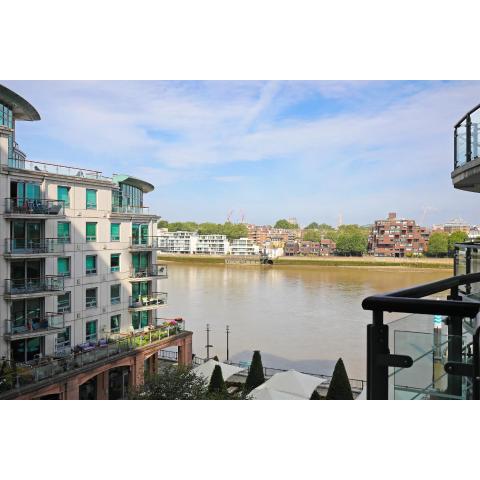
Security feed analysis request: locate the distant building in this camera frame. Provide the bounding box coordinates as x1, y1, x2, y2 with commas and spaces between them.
196, 235, 229, 255
158, 231, 197, 254
368, 212, 430, 257
432, 218, 470, 234
230, 237, 259, 256
246, 224, 301, 247
284, 239, 336, 256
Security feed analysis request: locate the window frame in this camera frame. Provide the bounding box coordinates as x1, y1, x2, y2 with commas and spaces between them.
57, 185, 70, 208
57, 221, 71, 244
110, 253, 120, 272
110, 284, 121, 305
57, 291, 71, 313
110, 314, 121, 333
57, 257, 71, 277
86, 189, 97, 210
111, 223, 120, 242
86, 222, 97, 242
85, 287, 97, 309
85, 319, 97, 342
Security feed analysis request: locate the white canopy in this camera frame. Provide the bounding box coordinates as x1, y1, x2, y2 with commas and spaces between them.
255, 369, 328, 399
249, 387, 305, 400
193, 359, 245, 383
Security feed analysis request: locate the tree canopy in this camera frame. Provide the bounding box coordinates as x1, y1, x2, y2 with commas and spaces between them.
158, 221, 248, 241
426, 232, 449, 257
447, 230, 469, 253
274, 219, 299, 229
335, 225, 368, 255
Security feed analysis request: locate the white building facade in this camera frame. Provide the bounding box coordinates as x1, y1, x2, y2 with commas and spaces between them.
230, 237, 260, 256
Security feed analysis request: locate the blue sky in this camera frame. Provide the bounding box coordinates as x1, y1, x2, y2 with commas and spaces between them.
5, 80, 480, 226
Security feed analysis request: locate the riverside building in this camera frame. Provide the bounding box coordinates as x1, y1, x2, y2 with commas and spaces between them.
230, 237, 260, 256
0, 84, 192, 399
363, 104, 480, 400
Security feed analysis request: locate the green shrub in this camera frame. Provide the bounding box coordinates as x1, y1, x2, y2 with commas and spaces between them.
326, 358, 353, 400
244, 350, 265, 395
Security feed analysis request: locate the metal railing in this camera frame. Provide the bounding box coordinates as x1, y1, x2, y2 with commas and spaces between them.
112, 205, 150, 215
129, 236, 160, 249
362, 272, 480, 400
0, 322, 186, 395
128, 292, 168, 308
129, 264, 168, 279
4, 313, 65, 338
5, 198, 65, 216
5, 276, 65, 295
7, 157, 110, 181
5, 238, 66, 255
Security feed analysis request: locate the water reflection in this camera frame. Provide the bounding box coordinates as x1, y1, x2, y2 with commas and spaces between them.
161, 264, 449, 378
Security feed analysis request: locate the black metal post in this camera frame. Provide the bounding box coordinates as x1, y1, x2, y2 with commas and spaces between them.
205, 324, 213, 360
367, 310, 389, 400
473, 328, 480, 400
466, 114, 472, 163
226, 325, 230, 363
447, 288, 463, 398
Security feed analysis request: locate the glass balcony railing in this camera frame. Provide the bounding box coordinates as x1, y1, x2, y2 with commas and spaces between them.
129, 264, 168, 279
0, 320, 186, 396
5, 198, 65, 216
128, 292, 168, 309
129, 236, 160, 249
5, 276, 65, 295
5, 238, 66, 255
4, 313, 65, 339
112, 205, 150, 214
454, 104, 480, 169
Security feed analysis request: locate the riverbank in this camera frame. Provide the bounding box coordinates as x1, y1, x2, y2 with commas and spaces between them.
157, 253, 453, 270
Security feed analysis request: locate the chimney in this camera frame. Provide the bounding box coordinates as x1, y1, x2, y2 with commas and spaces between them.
388, 212, 396, 220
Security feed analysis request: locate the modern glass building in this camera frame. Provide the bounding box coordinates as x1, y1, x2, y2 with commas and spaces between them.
0, 84, 192, 399
363, 103, 480, 400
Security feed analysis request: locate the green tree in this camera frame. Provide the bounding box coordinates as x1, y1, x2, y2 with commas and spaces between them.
129, 364, 208, 400
168, 221, 198, 232
208, 365, 227, 395
448, 230, 469, 255
244, 350, 265, 395
157, 220, 169, 229
335, 226, 368, 256
222, 222, 249, 241
427, 232, 449, 257
303, 229, 322, 242
310, 389, 322, 400
326, 358, 353, 400
274, 219, 298, 229
305, 222, 320, 230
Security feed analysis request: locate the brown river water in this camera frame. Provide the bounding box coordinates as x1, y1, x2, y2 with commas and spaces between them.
160, 263, 450, 379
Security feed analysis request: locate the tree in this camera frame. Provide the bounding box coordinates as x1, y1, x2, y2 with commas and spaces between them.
448, 230, 468, 255
208, 365, 227, 395
326, 358, 353, 400
303, 229, 322, 242
168, 221, 198, 232
129, 364, 208, 400
157, 220, 169, 229
310, 389, 322, 400
274, 219, 298, 229
305, 222, 319, 230
244, 350, 265, 394
427, 232, 449, 257
222, 222, 249, 241
335, 226, 368, 256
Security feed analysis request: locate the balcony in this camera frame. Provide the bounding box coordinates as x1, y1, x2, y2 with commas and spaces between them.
4, 313, 65, 341
362, 272, 480, 400
5, 198, 65, 218
128, 292, 168, 311
112, 205, 150, 215
129, 236, 160, 251
129, 264, 168, 280
452, 104, 480, 192
4, 238, 65, 258
5, 276, 65, 299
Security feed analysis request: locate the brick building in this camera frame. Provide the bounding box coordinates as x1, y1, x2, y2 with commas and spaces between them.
284, 239, 336, 256
368, 212, 430, 257
246, 224, 302, 247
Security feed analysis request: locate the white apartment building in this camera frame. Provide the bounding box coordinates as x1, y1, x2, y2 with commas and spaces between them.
0, 84, 192, 399
230, 237, 260, 256
196, 234, 229, 255
158, 231, 198, 254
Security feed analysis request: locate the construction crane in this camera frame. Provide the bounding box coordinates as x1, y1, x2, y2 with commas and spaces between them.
239, 209, 245, 223
226, 209, 234, 223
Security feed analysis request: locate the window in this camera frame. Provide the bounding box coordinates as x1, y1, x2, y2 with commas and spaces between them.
57, 186, 70, 208
111, 284, 121, 304
57, 222, 71, 243
86, 255, 97, 275
86, 288, 97, 308
86, 222, 97, 242
110, 314, 121, 333
57, 292, 71, 313
57, 257, 70, 277
56, 326, 71, 352
11, 337, 42, 363
132, 311, 149, 330
86, 320, 97, 342
111, 253, 120, 272
111, 223, 120, 241
86, 189, 97, 209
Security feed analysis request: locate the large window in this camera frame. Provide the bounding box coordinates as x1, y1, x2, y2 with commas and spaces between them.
132, 281, 149, 302
111, 223, 120, 241
57, 222, 71, 243
57, 257, 71, 277
132, 223, 149, 245
110, 314, 121, 333
111, 254, 120, 272
86, 288, 97, 308
86, 255, 97, 275
11, 337, 43, 363
57, 186, 70, 208
56, 326, 71, 352
132, 311, 149, 330
86, 222, 97, 242
10, 298, 43, 333
111, 284, 121, 304
0, 103, 13, 128
86, 189, 97, 210
57, 292, 71, 313
132, 252, 149, 273
86, 320, 97, 342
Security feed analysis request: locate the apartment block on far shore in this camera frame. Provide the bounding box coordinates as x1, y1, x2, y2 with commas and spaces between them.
284, 239, 336, 256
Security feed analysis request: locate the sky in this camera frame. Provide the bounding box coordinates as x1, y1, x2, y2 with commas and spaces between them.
4, 80, 480, 227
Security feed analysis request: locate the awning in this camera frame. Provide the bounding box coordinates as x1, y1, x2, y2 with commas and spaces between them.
193, 359, 246, 383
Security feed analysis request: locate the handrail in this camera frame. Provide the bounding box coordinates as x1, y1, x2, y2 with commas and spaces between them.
454, 103, 480, 128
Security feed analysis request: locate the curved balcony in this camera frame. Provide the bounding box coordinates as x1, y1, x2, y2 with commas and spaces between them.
5, 276, 65, 299
5, 198, 65, 218
452, 104, 480, 192
4, 238, 66, 258
128, 292, 167, 311
129, 264, 168, 280
4, 313, 65, 341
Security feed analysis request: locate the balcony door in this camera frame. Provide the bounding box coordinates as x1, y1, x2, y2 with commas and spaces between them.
132, 281, 149, 302
11, 221, 42, 251
11, 260, 43, 292
11, 336, 44, 363
11, 298, 44, 333
132, 223, 149, 245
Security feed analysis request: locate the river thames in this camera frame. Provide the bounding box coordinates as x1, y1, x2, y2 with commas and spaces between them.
160, 263, 450, 379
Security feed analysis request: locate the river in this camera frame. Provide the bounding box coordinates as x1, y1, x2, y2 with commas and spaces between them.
160, 263, 450, 379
